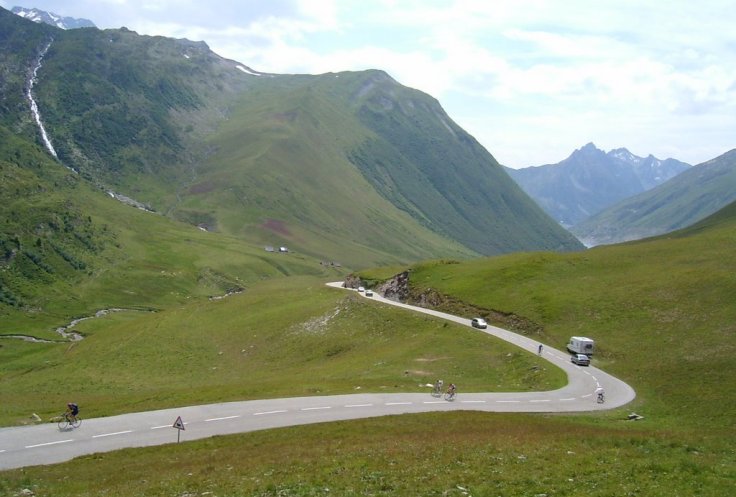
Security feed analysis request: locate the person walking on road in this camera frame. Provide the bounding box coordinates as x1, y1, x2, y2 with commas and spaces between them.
538, 344, 543, 355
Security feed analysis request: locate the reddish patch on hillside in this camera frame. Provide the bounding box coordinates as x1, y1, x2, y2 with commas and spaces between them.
271, 111, 298, 123
261, 218, 291, 237
188, 181, 216, 195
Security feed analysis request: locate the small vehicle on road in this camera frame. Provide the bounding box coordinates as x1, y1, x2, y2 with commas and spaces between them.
471, 318, 487, 329
365, 289, 373, 297
357, 286, 365, 293
571, 353, 590, 366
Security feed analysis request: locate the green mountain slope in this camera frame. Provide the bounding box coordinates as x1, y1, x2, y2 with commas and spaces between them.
571, 148, 736, 246
1, 7, 580, 270
0, 125, 332, 337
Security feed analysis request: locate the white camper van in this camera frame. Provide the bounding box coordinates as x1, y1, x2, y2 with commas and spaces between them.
567, 336, 595, 356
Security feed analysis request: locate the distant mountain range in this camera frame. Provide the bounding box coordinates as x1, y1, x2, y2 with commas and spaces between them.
11, 6, 96, 29
505, 143, 690, 228
571, 148, 736, 246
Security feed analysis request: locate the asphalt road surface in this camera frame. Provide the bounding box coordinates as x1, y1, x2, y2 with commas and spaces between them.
0, 282, 635, 470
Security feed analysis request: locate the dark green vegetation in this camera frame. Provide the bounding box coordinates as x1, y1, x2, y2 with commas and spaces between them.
572, 148, 736, 246
0, 123, 330, 338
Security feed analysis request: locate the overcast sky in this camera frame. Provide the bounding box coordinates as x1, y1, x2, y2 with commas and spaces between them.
4, 0, 735, 168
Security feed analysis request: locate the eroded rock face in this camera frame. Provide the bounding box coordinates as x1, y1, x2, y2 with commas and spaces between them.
376, 270, 410, 302
342, 274, 364, 289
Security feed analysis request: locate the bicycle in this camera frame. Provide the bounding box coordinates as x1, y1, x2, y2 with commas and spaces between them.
597, 392, 605, 404
444, 390, 457, 401
432, 382, 443, 397
56, 412, 82, 430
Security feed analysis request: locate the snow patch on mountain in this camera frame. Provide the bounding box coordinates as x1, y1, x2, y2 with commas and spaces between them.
236, 65, 262, 76
12, 6, 96, 30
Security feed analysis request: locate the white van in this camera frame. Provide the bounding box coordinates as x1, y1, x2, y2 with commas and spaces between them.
567, 336, 595, 355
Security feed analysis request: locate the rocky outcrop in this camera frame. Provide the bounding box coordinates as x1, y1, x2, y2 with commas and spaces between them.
375, 270, 410, 302
342, 273, 364, 290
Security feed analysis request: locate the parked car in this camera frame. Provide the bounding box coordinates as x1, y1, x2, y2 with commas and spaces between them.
357, 286, 365, 293
365, 289, 374, 297
471, 318, 488, 329
570, 353, 590, 366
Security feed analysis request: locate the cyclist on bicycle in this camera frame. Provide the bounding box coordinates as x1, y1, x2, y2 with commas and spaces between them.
447, 383, 456, 396
434, 379, 444, 394
66, 402, 79, 422
595, 386, 605, 402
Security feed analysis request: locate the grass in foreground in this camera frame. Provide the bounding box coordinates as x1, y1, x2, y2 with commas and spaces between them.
1, 412, 733, 496
0, 277, 564, 426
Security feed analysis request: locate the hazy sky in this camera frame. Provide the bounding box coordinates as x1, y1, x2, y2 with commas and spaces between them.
4, 0, 735, 168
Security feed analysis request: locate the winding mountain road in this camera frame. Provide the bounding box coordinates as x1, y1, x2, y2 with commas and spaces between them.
0, 282, 635, 471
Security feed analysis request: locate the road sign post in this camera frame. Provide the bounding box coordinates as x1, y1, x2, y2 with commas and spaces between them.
173, 416, 185, 443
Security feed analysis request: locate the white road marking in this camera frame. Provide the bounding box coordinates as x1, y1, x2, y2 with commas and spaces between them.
385, 402, 412, 406
529, 399, 550, 403
205, 415, 240, 422
25, 439, 73, 449
582, 393, 593, 398
253, 410, 288, 416
497, 400, 521, 403
460, 400, 486, 404
151, 425, 171, 430
92, 430, 133, 438
560, 398, 576, 401
0, 450, 6, 453
344, 404, 373, 408
301, 406, 332, 411
423, 401, 446, 404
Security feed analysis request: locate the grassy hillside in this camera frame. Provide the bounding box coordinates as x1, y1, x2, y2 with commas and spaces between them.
0, 124, 334, 338
2, 209, 735, 495
372, 202, 736, 431
0, 276, 562, 426
170, 70, 581, 267
572, 148, 736, 246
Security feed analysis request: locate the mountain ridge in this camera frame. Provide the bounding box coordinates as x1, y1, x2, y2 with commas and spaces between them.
571, 148, 736, 246
506, 143, 690, 227
0, 5, 581, 321
11, 6, 96, 29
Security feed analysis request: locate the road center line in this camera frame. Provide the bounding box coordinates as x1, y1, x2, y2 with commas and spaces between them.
560, 398, 576, 401
344, 404, 373, 408
497, 400, 521, 403
460, 400, 486, 404
151, 425, 172, 430
301, 406, 331, 411
205, 415, 240, 422
529, 399, 551, 403
423, 401, 445, 404
253, 410, 288, 416
385, 402, 412, 406
25, 439, 73, 449
92, 430, 133, 438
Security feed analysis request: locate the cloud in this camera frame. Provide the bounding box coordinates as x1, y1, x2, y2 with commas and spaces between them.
5, 0, 735, 167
